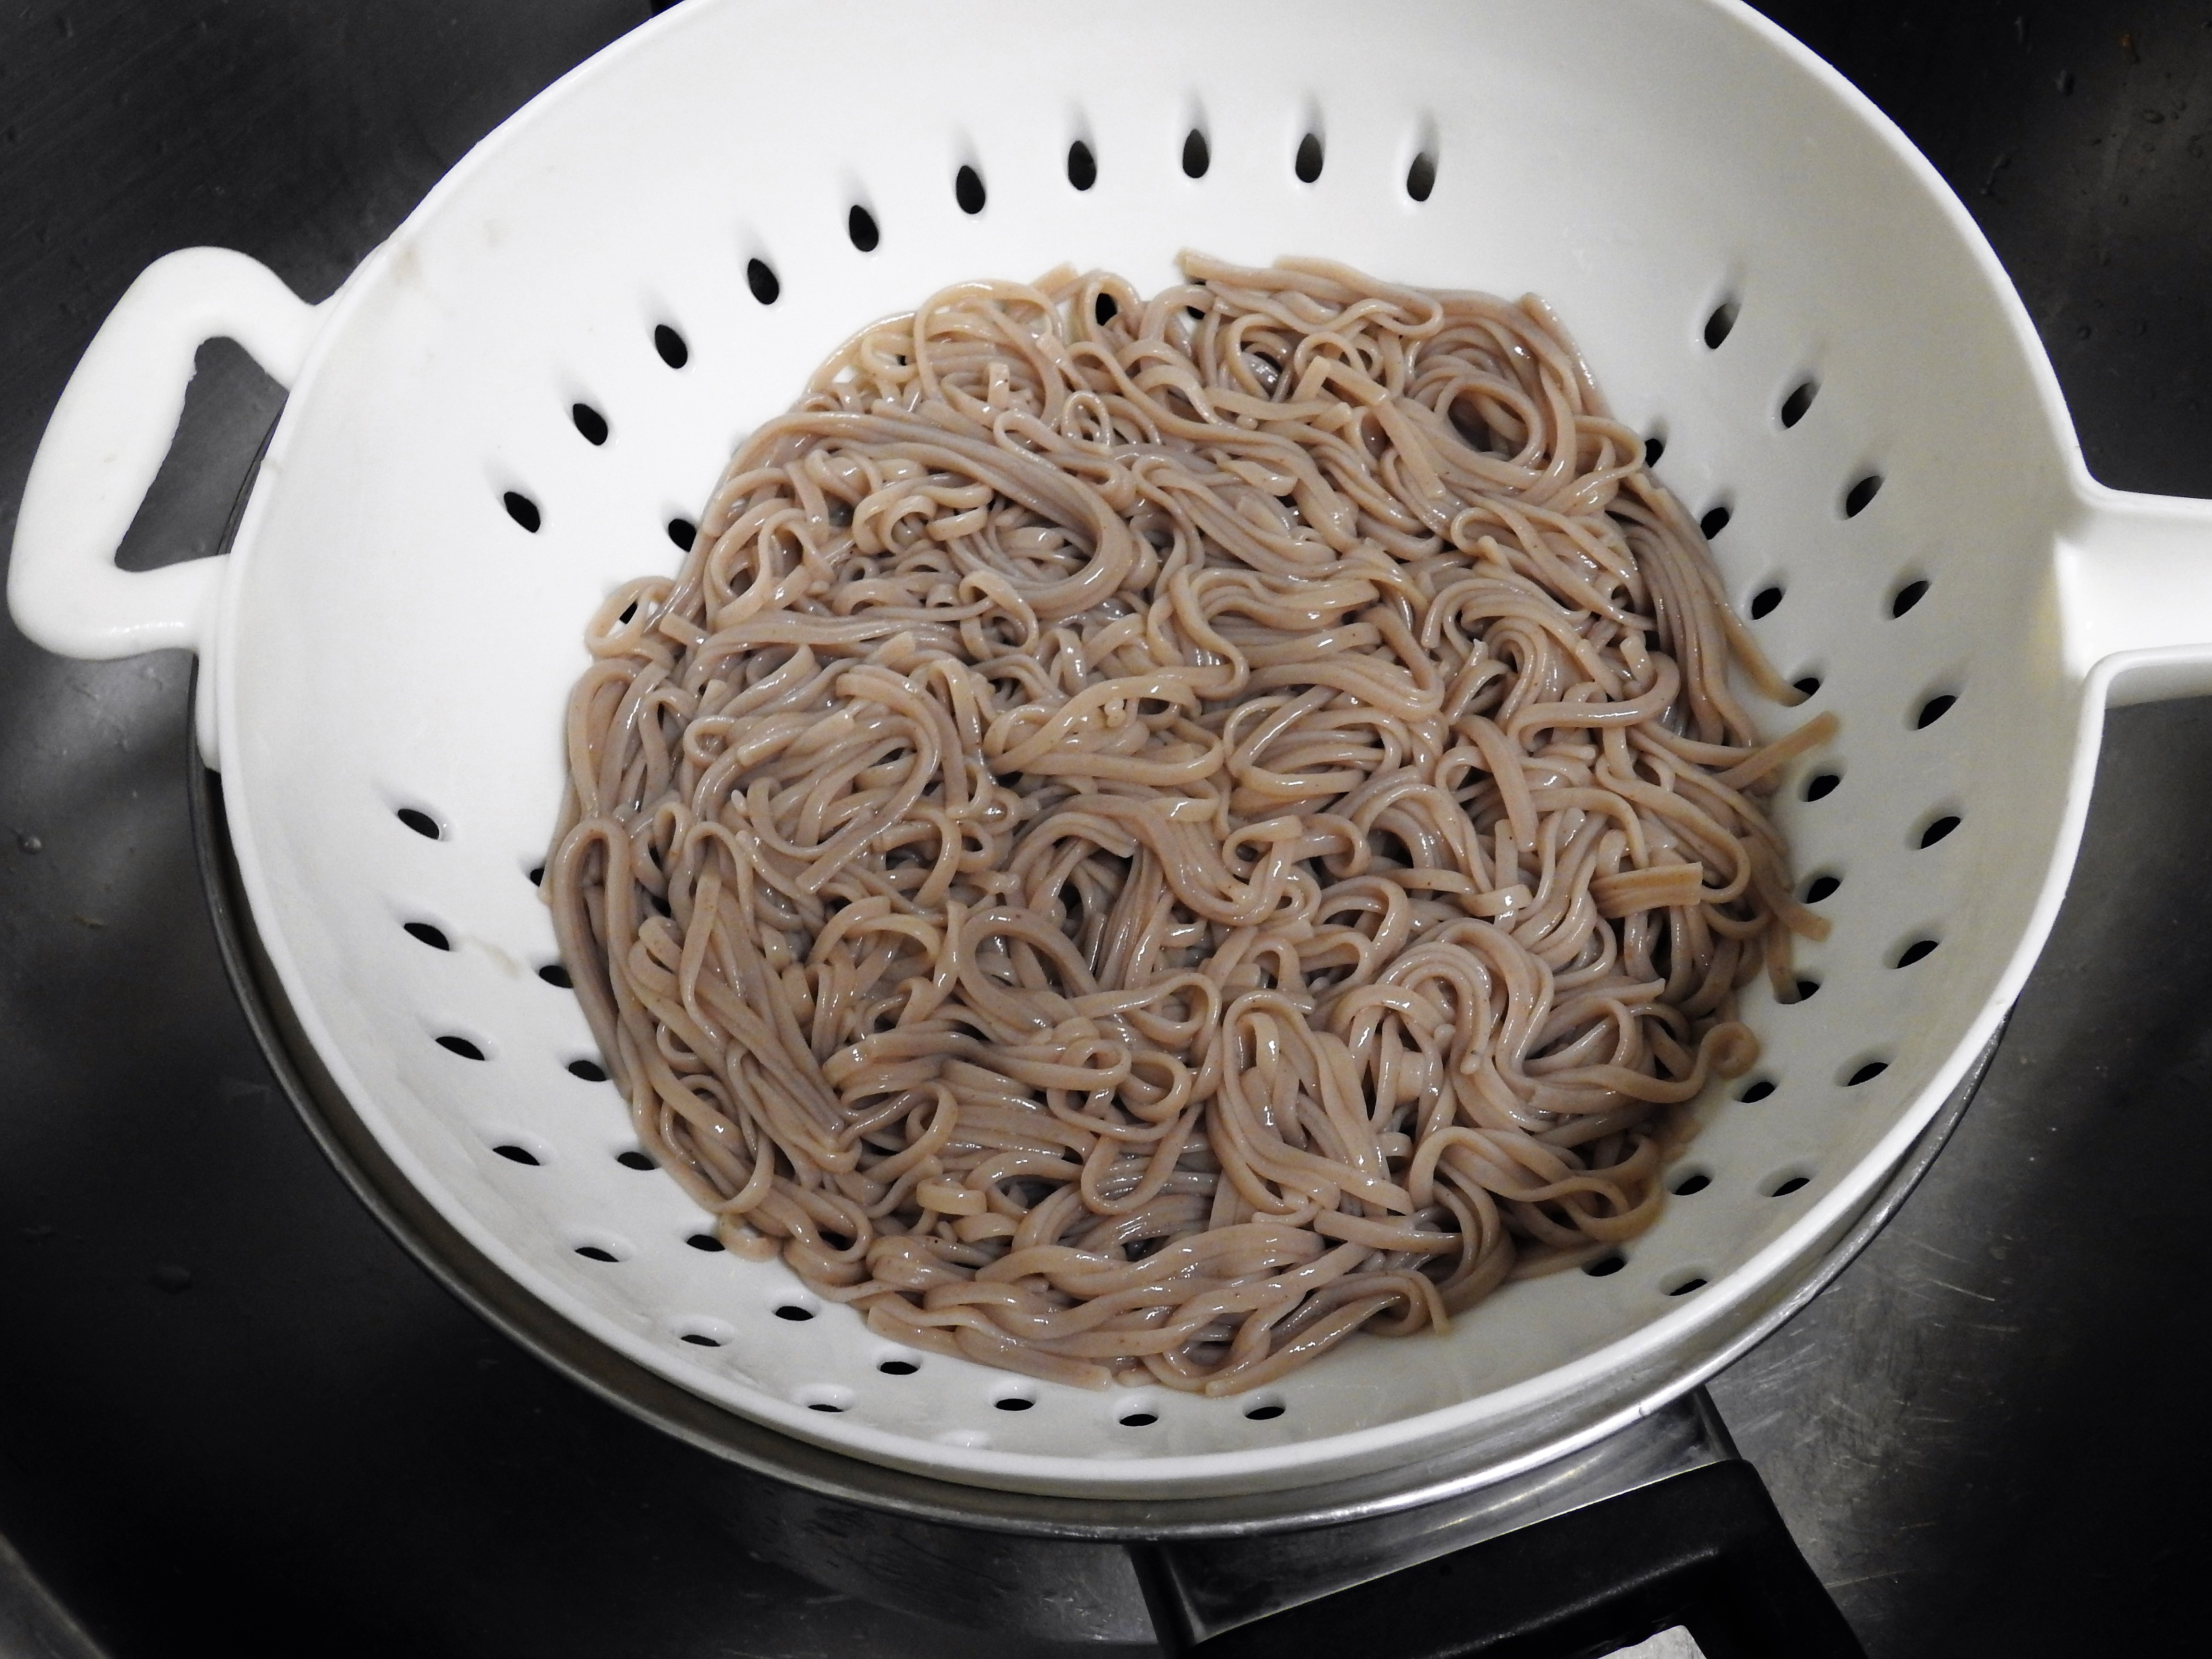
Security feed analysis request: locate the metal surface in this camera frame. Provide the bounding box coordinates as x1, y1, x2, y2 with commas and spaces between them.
3, 2, 2212, 1655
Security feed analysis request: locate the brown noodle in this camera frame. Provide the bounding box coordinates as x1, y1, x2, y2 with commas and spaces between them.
547, 255, 1833, 1395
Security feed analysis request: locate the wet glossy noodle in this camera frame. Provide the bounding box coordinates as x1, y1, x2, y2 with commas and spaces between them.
547, 256, 1832, 1396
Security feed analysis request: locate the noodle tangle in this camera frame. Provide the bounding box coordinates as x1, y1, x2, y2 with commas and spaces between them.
547, 255, 1833, 1395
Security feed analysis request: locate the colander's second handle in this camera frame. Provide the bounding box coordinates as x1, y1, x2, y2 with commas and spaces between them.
8, 247, 324, 662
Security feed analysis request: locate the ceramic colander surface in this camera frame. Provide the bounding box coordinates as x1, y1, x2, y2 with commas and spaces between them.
16, 0, 2212, 1502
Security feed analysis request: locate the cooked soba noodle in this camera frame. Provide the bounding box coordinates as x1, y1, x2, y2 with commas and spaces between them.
547, 255, 1835, 1395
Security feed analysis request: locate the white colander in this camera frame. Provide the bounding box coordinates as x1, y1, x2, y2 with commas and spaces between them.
14, 0, 2212, 1504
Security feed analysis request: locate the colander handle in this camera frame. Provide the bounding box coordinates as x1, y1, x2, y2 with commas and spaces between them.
7, 247, 325, 661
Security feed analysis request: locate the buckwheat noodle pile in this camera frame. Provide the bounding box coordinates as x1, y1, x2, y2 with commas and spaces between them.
547, 255, 1835, 1397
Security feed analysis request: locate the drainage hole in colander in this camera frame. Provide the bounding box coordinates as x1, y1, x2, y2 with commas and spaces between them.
1844, 1059, 1889, 1087
1665, 1274, 1709, 1298
994, 1394, 1036, 1412
1918, 813, 1961, 849
402, 921, 450, 951
1893, 938, 1940, 968
1295, 132, 1324, 183
1844, 473, 1884, 517
1699, 503, 1732, 540
1802, 872, 1841, 904
1803, 771, 1841, 802
1764, 1171, 1813, 1197
848, 204, 880, 252
436, 1035, 486, 1061
574, 1245, 621, 1263
570, 403, 609, 445
528, 864, 545, 887
1406, 149, 1437, 202
1244, 1400, 1287, 1421
746, 257, 780, 306
616, 1150, 655, 1171
1792, 673, 1823, 697
1736, 1077, 1776, 1103
878, 1358, 920, 1376
653, 324, 688, 369
1890, 577, 1930, 618
667, 517, 697, 551
955, 164, 986, 215
1068, 139, 1097, 191
685, 1233, 724, 1253
773, 1304, 815, 1322
492, 1144, 540, 1166
1119, 1411, 1159, 1428
809, 1403, 845, 1414
1584, 1252, 1627, 1277
1748, 585, 1783, 620
1182, 129, 1210, 179
1643, 433, 1665, 467
1670, 1170, 1711, 1196
1916, 693, 1958, 729
538, 962, 572, 988
502, 492, 540, 533
1791, 977, 1820, 1003
1780, 379, 1818, 428
1703, 299, 1740, 349
396, 806, 443, 840
680, 1332, 722, 1347
567, 1058, 609, 1083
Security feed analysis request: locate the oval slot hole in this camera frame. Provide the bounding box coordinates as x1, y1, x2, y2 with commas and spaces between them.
1584, 1253, 1626, 1277
402, 921, 450, 951
680, 1333, 721, 1347
667, 518, 697, 551
492, 1144, 539, 1166
847, 204, 879, 252
685, 1233, 725, 1253
1916, 693, 1957, 729
1894, 938, 1940, 967
1919, 815, 1961, 848
1804, 772, 1840, 802
1803, 874, 1841, 903
570, 403, 609, 445
1699, 504, 1732, 539
1671, 1172, 1711, 1196
1749, 585, 1783, 619
954, 164, 986, 214
878, 1359, 920, 1376
1182, 129, 1210, 178
527, 864, 545, 887
537, 962, 572, 988
1667, 1276, 1708, 1297
574, 1245, 618, 1263
1294, 132, 1323, 182
1890, 579, 1929, 618
746, 258, 780, 305
1406, 150, 1436, 201
1780, 380, 1818, 427
396, 807, 442, 840
1119, 1412, 1159, 1428
1846, 1060, 1889, 1086
1244, 1403, 1286, 1421
1704, 300, 1740, 348
1767, 1174, 1812, 1197
502, 492, 541, 533
1844, 474, 1884, 517
653, 325, 688, 369
616, 1150, 655, 1171
1737, 1078, 1776, 1103
1643, 433, 1666, 467
773, 1304, 815, 1322
436, 1035, 485, 1061
1067, 139, 1096, 190
994, 1396, 1035, 1412
1792, 978, 1820, 1002
1793, 675, 1823, 697
567, 1059, 608, 1083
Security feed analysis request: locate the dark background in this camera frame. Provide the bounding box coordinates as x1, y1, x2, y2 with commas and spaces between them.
3, 2, 2210, 1654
